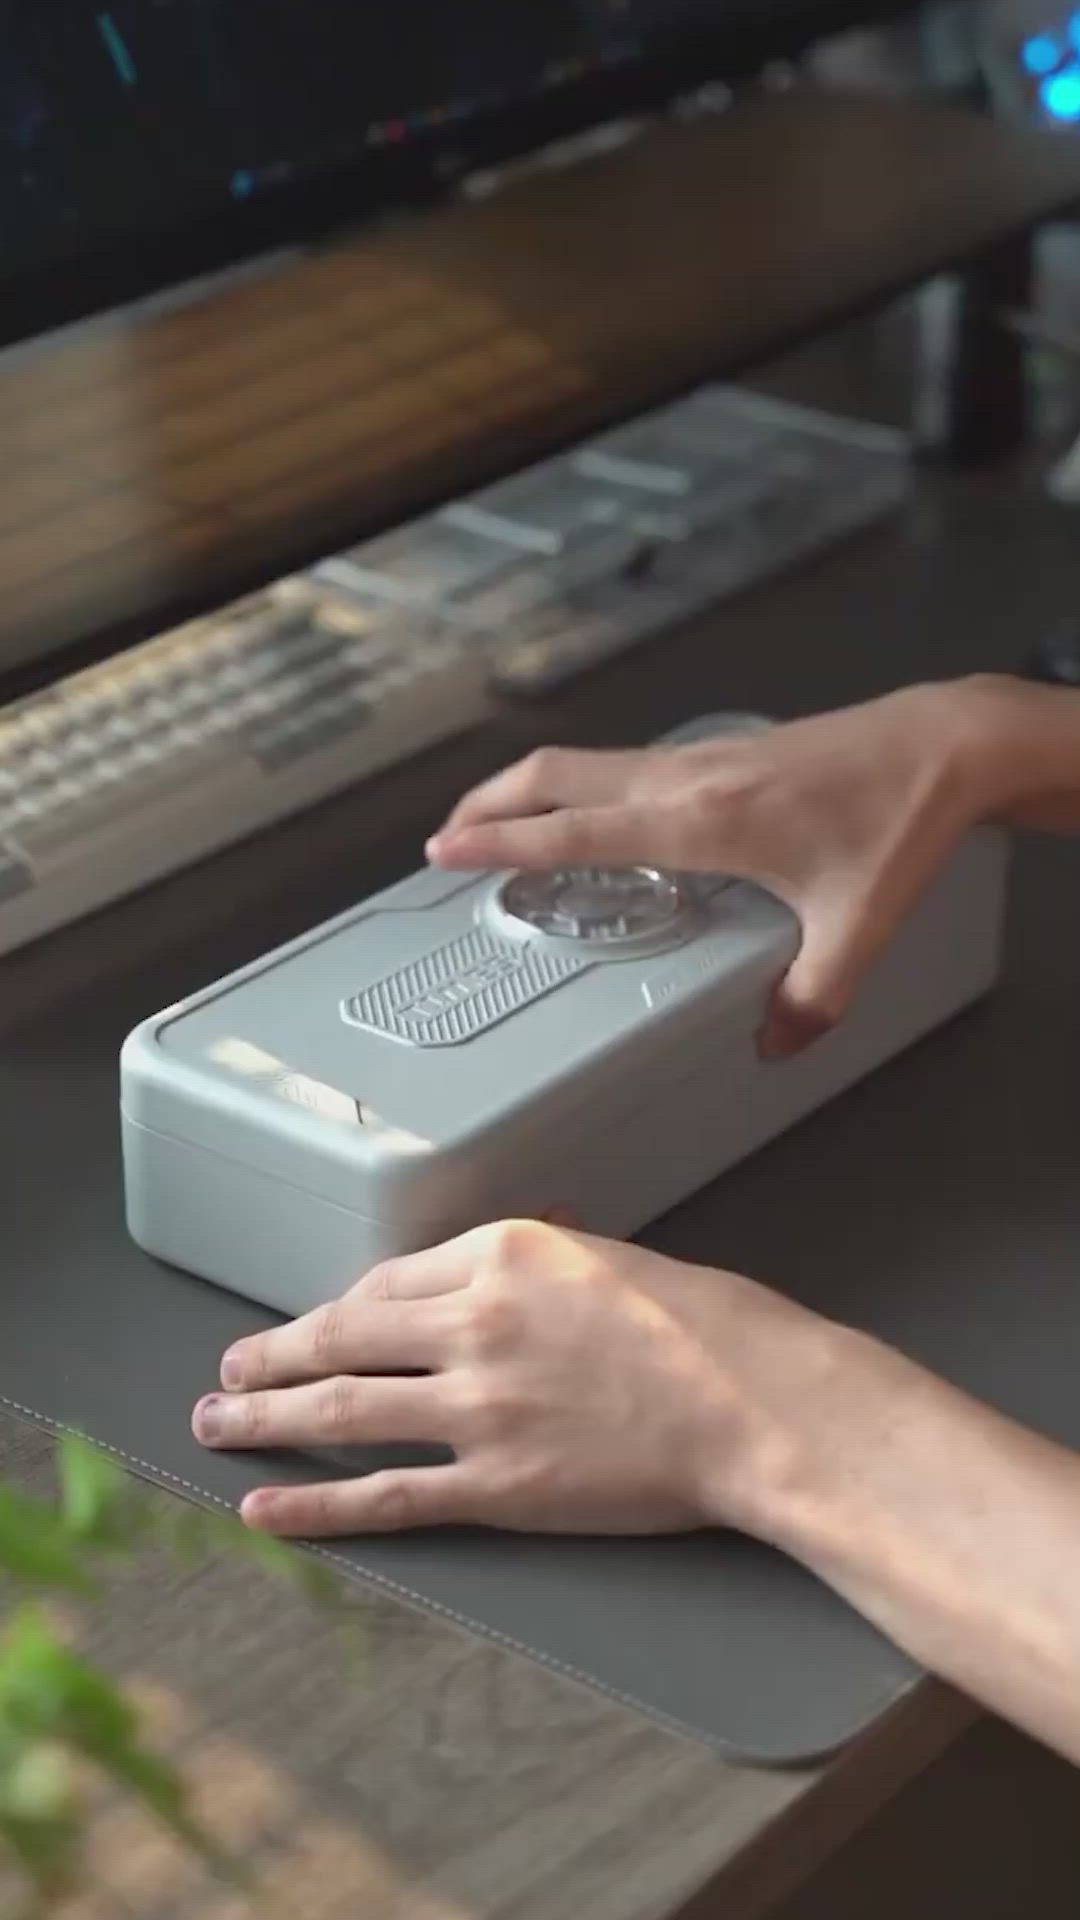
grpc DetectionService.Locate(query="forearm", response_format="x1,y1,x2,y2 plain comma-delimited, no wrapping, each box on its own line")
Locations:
736,673,1080,1751
953,673,1080,835
748,1326,1080,1763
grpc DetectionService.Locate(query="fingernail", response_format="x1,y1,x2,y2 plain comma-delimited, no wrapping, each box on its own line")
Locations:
194,1396,224,1444
220,1350,244,1391
242,1489,278,1528
430,831,472,865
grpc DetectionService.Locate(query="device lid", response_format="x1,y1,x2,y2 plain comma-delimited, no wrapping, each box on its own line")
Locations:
120,875,474,1228
121,855,796,1222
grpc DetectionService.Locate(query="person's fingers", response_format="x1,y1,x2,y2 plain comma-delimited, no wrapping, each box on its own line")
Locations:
193,1376,446,1453
349,1218,579,1299
758,910,856,1059
433,747,643,840
758,989,836,1060
219,1221,577,1394
348,1251,473,1303
219,1288,460,1393
428,803,660,873
239,1466,480,1538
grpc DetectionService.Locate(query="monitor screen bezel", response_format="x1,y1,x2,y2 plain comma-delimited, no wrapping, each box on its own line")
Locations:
0,0,924,353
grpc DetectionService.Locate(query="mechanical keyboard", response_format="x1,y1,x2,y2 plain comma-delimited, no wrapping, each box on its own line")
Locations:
0,383,911,959
318,384,910,694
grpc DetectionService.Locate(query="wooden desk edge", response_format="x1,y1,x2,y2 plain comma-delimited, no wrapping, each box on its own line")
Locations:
673,1683,979,1920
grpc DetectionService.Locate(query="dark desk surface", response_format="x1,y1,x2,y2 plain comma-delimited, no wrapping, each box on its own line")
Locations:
4,435,1080,1918
5,87,1080,686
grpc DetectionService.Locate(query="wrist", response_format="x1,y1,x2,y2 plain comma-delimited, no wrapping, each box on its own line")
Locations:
926,672,1080,828
699,1302,935,1558
689,1286,887,1542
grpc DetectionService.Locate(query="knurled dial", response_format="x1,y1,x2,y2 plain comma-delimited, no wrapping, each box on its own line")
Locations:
497,867,688,945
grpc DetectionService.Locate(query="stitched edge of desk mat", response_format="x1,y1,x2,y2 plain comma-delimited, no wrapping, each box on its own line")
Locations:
0,1391,914,1771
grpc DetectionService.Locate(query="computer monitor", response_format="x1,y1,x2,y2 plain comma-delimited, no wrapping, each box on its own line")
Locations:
2,0,924,352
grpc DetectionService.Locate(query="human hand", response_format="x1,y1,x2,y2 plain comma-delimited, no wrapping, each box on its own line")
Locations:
426,679,1004,1053
195,1219,1080,1768
191,1221,833,1541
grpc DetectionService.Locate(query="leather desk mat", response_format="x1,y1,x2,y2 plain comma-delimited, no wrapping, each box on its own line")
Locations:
4,835,1078,1766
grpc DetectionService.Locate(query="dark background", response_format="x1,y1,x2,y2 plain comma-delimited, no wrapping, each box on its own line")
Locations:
0,0,935,348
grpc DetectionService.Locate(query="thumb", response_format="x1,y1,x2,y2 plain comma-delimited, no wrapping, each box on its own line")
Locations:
758,910,859,1060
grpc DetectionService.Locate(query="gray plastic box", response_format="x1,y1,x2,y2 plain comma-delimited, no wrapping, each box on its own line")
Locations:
121,717,1010,1317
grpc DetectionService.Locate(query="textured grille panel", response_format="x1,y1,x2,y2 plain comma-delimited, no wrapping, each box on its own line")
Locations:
342,928,587,1046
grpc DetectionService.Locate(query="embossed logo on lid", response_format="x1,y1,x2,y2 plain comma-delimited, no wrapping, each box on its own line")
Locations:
342,928,587,1048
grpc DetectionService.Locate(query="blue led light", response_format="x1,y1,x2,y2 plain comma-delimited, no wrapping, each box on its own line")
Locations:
1040,65,1080,118
96,11,137,86
1022,32,1061,73
1069,10,1080,51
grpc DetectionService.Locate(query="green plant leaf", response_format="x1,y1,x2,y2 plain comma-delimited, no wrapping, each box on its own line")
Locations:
0,1747,74,1827
0,1742,80,1894
0,1494,95,1597
161,1503,341,1608
0,1797,79,1900
0,1611,137,1752
0,1439,359,1914
166,1505,216,1568
0,1613,247,1889
0,1736,81,1908
236,1528,340,1605
55,1437,141,1554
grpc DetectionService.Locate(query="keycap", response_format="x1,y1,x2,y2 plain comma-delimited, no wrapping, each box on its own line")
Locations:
10,742,244,871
